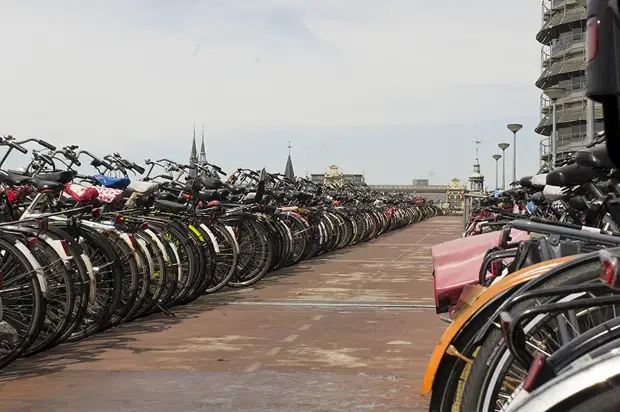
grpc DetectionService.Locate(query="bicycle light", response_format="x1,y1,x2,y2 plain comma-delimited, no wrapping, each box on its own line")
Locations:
587,16,600,63
60,239,71,257
599,249,620,289
523,352,547,392
500,311,513,343
91,207,103,220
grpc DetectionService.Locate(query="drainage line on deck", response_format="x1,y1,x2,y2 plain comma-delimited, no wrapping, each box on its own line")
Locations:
215,301,435,309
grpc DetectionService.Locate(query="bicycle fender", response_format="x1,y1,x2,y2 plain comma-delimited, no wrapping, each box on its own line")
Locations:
421,256,574,396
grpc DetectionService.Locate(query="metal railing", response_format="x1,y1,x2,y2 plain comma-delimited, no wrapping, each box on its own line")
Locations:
462,193,488,230
557,132,589,154
540,138,551,166
367,184,448,190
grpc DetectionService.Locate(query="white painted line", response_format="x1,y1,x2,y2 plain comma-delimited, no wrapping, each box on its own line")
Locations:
315,259,431,264
244,362,262,372
298,324,312,331
311,315,323,321
282,334,299,342
266,347,282,356
228,301,435,309
366,243,430,246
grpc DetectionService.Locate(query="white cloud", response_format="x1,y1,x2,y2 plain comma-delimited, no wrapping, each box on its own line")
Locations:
0,0,543,181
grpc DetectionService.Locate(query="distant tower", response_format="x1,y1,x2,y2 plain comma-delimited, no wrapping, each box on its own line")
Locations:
199,123,207,163
468,146,484,192
284,141,295,180
189,122,198,178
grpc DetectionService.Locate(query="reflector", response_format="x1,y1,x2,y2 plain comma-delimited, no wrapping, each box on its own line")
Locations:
599,249,619,289
91,207,103,220
523,352,546,392
60,239,71,256
27,237,38,250
499,311,513,343
587,17,600,62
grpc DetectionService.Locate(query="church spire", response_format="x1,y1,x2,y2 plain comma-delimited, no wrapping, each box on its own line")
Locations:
468,140,484,192
199,122,206,163
284,141,295,181
189,122,198,178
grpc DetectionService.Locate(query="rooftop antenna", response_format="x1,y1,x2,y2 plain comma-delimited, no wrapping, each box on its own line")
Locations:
193,122,196,140
474,140,482,158
288,141,292,155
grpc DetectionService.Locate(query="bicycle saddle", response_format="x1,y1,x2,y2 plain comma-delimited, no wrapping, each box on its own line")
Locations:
0,170,31,186
575,144,614,169
519,176,534,188
93,174,131,189
546,164,596,187
568,195,588,211
530,191,545,206
154,199,187,213
229,186,247,195
542,185,565,201
200,176,224,190
127,180,159,195
241,192,257,204
531,174,547,188
31,178,65,193
34,170,75,184
197,189,229,201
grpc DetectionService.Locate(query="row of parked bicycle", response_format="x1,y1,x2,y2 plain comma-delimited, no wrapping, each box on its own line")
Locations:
0,134,441,371
420,3,620,405
423,129,620,411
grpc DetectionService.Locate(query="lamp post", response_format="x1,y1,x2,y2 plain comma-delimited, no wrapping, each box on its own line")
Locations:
492,154,502,190
543,87,566,168
498,143,510,189
507,124,522,182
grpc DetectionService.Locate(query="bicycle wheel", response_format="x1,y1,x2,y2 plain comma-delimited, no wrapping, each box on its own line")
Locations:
23,237,74,355
201,222,238,294
0,236,45,369
226,215,274,288
65,225,122,341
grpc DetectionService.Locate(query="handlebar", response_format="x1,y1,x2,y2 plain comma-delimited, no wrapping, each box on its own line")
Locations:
14,137,57,151
77,150,115,171
38,140,56,151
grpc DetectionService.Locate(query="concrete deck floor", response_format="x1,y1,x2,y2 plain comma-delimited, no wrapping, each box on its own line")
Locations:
0,216,463,412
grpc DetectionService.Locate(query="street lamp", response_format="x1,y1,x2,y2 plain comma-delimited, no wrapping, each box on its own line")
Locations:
492,154,502,190
498,143,510,189
543,87,566,168
507,123,522,182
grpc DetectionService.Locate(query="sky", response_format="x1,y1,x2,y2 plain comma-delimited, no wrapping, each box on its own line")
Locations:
0,0,544,186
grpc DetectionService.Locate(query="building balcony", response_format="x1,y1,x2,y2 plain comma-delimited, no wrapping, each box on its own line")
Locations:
540,87,586,115
556,132,589,154
536,56,585,89
535,105,604,136
541,36,585,67
537,7,587,44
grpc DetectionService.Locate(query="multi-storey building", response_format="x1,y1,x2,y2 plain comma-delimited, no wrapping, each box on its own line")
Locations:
535,0,604,162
